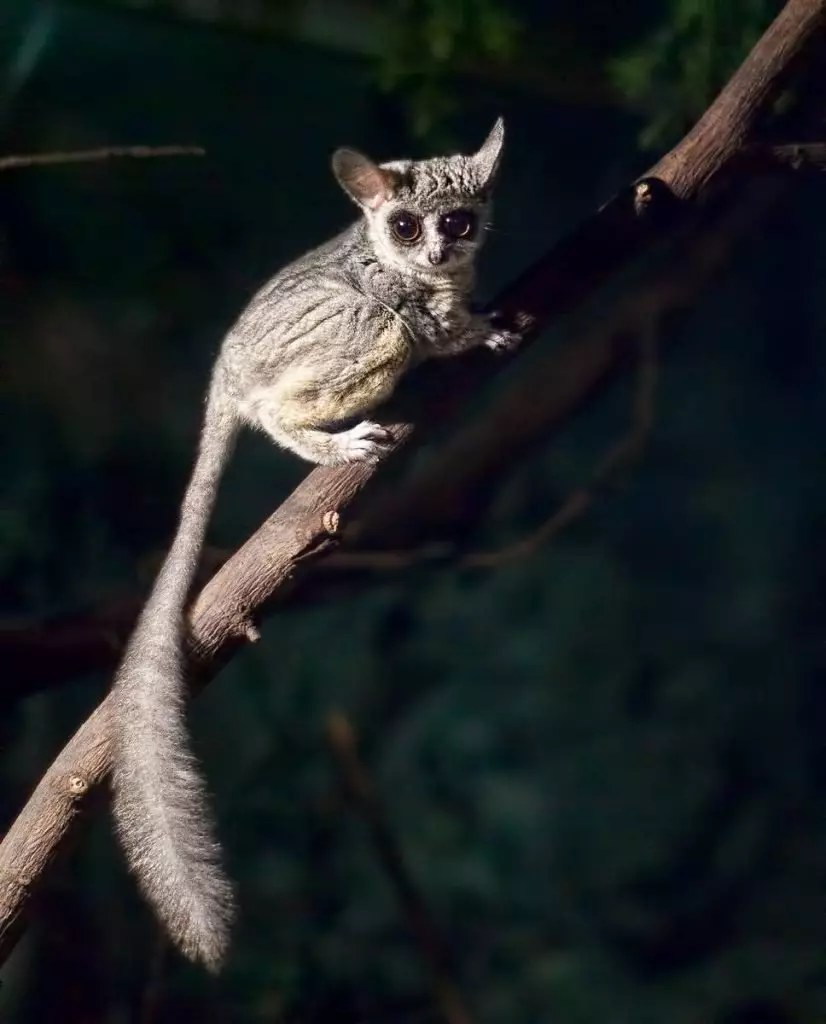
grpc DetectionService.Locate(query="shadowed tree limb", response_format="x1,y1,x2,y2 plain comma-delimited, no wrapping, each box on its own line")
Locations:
0,552,230,704
342,177,783,558
0,0,825,969
325,713,475,1024
327,322,659,574
0,169,786,695
760,141,826,172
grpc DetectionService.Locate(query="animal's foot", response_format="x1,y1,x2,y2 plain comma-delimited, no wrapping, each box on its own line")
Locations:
329,421,394,464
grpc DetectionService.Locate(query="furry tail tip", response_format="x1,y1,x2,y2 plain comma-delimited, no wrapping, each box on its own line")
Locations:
175,899,234,974
111,766,236,974
135,865,236,973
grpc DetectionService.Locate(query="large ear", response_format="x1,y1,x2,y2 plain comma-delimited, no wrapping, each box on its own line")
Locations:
473,116,505,189
332,148,397,210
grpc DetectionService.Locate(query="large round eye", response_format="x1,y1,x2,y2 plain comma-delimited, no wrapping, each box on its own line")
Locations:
440,209,477,240
389,210,422,243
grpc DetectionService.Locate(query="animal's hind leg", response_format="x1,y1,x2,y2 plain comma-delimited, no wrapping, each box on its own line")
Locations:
250,385,393,466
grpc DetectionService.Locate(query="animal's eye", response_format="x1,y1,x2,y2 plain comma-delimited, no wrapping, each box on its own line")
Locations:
389,211,422,243
440,209,477,240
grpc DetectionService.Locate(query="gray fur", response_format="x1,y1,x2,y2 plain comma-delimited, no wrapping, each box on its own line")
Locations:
110,117,518,972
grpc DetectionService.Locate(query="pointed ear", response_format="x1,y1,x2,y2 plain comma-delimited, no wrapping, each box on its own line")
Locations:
332,148,397,210
473,116,505,189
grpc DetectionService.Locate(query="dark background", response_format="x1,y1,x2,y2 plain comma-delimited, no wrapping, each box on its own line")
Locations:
2,0,826,1020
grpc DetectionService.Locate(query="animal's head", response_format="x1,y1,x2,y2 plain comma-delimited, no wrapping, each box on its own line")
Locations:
332,118,505,278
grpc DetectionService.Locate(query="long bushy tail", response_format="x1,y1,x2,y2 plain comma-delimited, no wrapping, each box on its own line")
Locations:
111,386,238,972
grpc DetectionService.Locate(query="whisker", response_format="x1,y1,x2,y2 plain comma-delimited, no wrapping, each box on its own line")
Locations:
484,224,534,238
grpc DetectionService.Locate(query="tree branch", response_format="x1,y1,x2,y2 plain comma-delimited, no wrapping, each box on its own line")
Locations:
344,175,783,557
0,550,230,703
1,0,825,968
0,145,204,172
326,322,658,574
763,141,826,172
0,163,780,698
325,713,475,1024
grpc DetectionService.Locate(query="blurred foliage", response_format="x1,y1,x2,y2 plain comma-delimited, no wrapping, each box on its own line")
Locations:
2,0,826,1022
84,0,787,146
376,0,522,136
609,0,783,149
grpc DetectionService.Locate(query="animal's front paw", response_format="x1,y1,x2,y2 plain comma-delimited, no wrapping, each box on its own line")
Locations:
481,309,522,354
330,421,394,464
485,327,522,354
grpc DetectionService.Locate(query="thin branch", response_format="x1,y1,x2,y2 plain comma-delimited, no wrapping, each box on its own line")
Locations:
0,599,140,701
322,326,658,574
348,173,785,556
0,0,824,967
769,141,826,169
0,549,229,703
749,141,826,173
464,324,658,569
0,145,205,172
325,713,475,1024
0,176,769,696
468,323,655,569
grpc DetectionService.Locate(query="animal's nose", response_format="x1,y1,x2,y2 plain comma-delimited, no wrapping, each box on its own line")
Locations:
428,251,446,265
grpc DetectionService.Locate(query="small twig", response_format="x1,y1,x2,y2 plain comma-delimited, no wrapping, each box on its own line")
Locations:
0,145,204,172
761,141,826,172
321,326,658,573
325,712,476,1024
462,323,658,567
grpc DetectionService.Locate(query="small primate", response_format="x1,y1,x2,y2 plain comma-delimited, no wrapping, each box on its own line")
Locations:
110,118,518,971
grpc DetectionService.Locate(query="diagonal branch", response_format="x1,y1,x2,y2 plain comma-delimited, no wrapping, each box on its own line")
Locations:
0,0,824,968
0,175,785,695
346,179,784,556
326,713,475,1024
